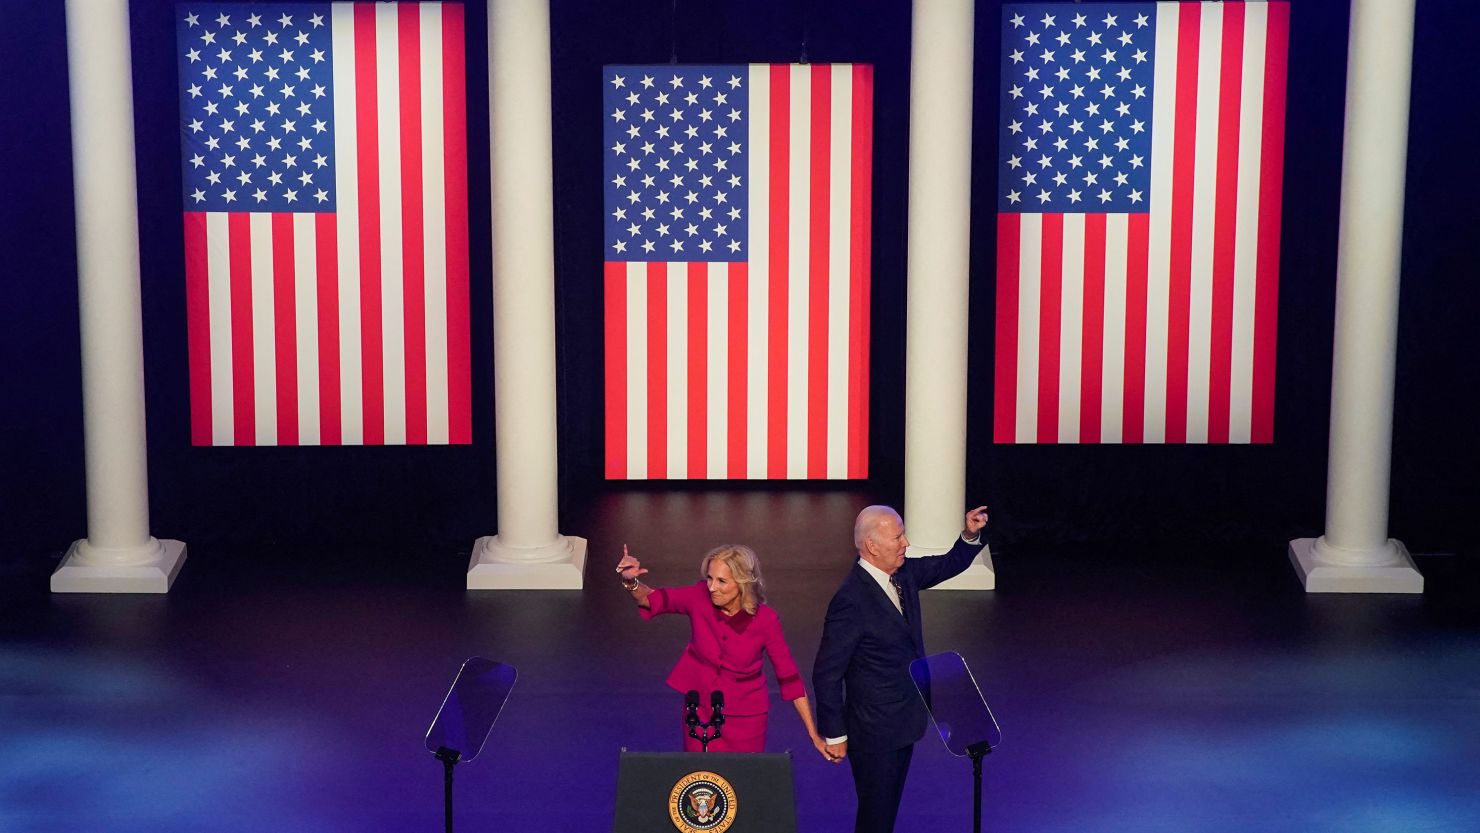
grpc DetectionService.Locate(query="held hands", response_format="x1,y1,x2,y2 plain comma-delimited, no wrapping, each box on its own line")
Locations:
963,505,989,540
616,545,649,583
811,734,845,763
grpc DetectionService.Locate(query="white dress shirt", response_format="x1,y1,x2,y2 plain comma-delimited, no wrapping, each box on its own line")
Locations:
858,557,903,615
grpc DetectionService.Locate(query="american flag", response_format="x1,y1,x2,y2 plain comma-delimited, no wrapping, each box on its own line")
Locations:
994,2,1288,444
177,2,470,446
602,65,874,479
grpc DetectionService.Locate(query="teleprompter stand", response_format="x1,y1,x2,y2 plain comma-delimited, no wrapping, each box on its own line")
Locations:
424,658,517,833
910,651,1002,833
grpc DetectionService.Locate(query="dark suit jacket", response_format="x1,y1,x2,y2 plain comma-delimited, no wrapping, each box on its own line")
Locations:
812,537,985,751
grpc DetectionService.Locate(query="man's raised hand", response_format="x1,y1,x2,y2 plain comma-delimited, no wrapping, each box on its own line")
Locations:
964,506,989,539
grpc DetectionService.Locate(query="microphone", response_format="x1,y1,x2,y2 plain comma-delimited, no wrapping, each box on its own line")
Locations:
685,690,700,727
709,690,725,726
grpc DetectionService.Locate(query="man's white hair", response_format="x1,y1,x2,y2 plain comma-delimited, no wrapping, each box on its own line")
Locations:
853,505,902,552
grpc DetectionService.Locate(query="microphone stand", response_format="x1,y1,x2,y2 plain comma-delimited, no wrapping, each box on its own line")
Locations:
685,690,701,734
710,690,726,745
686,690,726,751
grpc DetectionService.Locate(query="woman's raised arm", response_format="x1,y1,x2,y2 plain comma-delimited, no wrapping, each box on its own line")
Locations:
616,544,655,609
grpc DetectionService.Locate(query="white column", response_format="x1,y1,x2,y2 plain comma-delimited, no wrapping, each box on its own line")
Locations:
903,0,992,589
467,0,586,589
1288,0,1422,594
50,0,186,594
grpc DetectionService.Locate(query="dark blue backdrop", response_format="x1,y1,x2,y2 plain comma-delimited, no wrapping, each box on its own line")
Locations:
2,0,1476,565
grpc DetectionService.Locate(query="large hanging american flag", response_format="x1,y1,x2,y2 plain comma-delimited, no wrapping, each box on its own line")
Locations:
176,2,470,446
994,2,1288,444
602,65,874,479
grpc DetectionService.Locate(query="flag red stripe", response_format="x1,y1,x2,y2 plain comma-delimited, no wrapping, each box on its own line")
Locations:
1252,2,1288,444
353,5,385,445
687,263,707,479
398,5,427,445
1208,3,1245,444
442,2,471,444
1123,213,1150,443
271,214,299,445
604,262,627,478
1081,214,1107,444
227,213,255,445
1036,215,1064,442
184,213,212,445
766,65,790,478
316,214,342,445
847,64,872,478
727,263,748,478
1164,2,1201,444
647,263,668,478
806,65,831,478
994,213,1021,443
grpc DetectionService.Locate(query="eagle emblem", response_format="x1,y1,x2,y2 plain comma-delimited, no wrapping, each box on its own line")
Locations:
668,770,737,832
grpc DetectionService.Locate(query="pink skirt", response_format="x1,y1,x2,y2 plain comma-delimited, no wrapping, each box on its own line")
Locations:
680,701,768,753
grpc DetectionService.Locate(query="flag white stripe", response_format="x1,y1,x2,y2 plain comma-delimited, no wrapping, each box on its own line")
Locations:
331,4,364,444
1102,213,1129,442
1185,2,1224,443
293,213,321,444
1143,1,1181,443
625,262,648,479
706,266,729,478
421,3,450,444
374,5,407,444
785,64,811,479
1059,214,1085,443
666,263,689,478
248,212,278,445
1015,213,1042,443
206,213,234,445
746,64,771,479
1230,5,1268,443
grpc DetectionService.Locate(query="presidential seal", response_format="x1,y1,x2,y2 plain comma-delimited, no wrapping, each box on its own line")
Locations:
668,770,738,833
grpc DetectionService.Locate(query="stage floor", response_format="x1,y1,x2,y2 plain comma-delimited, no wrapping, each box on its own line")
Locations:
4,490,1479,832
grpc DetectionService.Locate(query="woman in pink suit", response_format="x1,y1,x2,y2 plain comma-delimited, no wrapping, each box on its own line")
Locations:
617,544,834,758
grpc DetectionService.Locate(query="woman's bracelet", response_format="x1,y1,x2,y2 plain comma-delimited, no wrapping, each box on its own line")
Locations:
622,577,640,592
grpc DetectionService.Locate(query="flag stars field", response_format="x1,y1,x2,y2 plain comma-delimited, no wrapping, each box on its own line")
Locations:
180,7,334,210
999,5,1153,212
604,69,745,258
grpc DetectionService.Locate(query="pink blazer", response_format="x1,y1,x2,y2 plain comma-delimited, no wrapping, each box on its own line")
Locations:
641,581,807,716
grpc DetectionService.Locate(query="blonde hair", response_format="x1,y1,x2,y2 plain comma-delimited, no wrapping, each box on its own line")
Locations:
699,544,767,614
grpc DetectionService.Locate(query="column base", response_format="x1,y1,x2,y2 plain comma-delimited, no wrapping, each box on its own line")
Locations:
907,543,996,590
466,534,588,589
1288,537,1423,594
50,538,187,594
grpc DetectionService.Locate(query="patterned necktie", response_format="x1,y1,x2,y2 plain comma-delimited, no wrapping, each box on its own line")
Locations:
890,574,907,620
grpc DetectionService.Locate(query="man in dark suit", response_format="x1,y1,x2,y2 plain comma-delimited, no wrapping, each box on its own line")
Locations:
812,503,988,833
